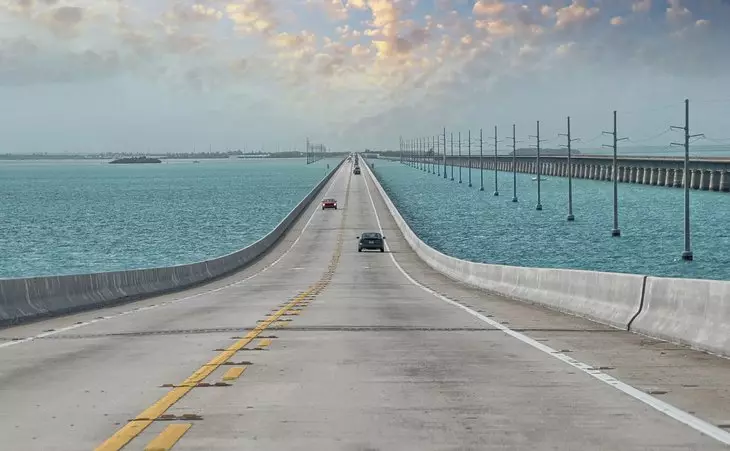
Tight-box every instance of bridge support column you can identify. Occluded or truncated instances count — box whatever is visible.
[710,171,721,191]
[691,170,701,190]
[674,169,683,188]
[721,171,730,192]
[699,170,710,190]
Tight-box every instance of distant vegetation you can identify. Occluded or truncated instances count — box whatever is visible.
[109,156,162,164]
[0,150,350,161]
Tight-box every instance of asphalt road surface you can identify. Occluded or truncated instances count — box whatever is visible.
[1,161,729,450]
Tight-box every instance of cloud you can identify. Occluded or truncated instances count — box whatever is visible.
[473,0,507,17]
[226,0,278,35]
[1,0,730,152]
[554,1,600,29]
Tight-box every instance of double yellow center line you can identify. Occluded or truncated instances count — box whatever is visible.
[95,167,352,451]
[95,288,316,451]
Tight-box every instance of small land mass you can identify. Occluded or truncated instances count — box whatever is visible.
[109,156,162,164]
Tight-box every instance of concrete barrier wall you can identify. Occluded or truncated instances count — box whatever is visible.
[364,159,730,357]
[363,161,644,330]
[631,277,730,357]
[0,160,344,326]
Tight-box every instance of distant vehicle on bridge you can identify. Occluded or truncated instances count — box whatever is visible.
[321,198,338,210]
[354,166,361,175]
[357,232,385,252]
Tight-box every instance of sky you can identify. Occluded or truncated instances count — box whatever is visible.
[1,0,729,154]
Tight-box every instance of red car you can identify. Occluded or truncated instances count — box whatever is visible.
[321,198,338,210]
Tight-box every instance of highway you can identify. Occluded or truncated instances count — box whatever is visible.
[1,160,730,450]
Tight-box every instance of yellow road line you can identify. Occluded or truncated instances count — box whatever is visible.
[97,167,352,451]
[143,423,192,451]
[256,338,273,349]
[221,366,247,381]
[95,290,312,451]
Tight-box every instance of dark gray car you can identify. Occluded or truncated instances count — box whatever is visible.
[357,232,385,252]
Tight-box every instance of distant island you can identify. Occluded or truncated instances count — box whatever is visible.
[109,156,162,164]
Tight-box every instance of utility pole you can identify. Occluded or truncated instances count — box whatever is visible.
[419,137,423,171]
[436,134,440,177]
[422,137,426,171]
[399,136,403,164]
[479,128,484,191]
[468,130,472,187]
[491,125,501,196]
[427,136,432,174]
[529,121,547,211]
[671,98,703,261]
[450,132,454,181]
[407,139,413,167]
[603,110,628,237]
[432,135,436,174]
[306,137,310,164]
[506,124,520,202]
[443,128,447,179]
[458,132,462,183]
[559,116,580,221]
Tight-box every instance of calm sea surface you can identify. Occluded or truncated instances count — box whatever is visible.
[0,158,338,278]
[372,159,730,281]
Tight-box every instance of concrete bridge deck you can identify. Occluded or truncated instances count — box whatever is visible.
[398,153,730,191]
[1,161,729,450]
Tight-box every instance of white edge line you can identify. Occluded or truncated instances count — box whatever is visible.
[360,160,730,446]
[0,164,347,350]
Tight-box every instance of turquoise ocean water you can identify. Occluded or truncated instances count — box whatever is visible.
[373,159,730,281]
[0,158,338,279]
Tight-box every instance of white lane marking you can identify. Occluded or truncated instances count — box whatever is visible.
[0,164,348,350]
[360,164,730,446]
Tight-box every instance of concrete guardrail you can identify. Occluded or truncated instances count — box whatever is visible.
[0,159,344,327]
[631,277,730,357]
[363,158,730,357]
